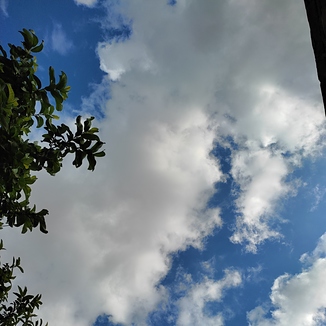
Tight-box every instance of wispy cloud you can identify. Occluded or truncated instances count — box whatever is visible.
[51,23,73,55]
[73,0,98,7]
[176,270,241,326]
[310,184,326,212]
[248,232,326,326]
[0,0,8,17]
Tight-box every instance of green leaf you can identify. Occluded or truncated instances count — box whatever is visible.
[31,29,39,46]
[49,66,55,86]
[84,117,94,132]
[82,132,100,141]
[56,71,67,90]
[19,29,34,49]
[6,83,18,107]
[33,75,42,89]
[39,91,50,114]
[36,115,44,128]
[16,264,24,273]
[90,141,104,153]
[75,115,83,136]
[63,85,71,93]
[87,153,96,171]
[72,150,84,168]
[88,127,99,133]
[94,151,106,157]
[0,44,7,57]
[31,41,44,53]
[50,89,63,111]
[57,123,69,134]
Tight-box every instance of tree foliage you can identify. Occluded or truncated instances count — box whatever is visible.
[0,29,105,325]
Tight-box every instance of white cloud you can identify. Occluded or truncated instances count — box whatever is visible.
[300,233,326,265]
[0,0,8,16]
[228,85,325,252]
[51,23,73,55]
[2,93,222,325]
[3,0,326,325]
[246,265,264,283]
[95,0,326,253]
[248,232,326,326]
[229,147,290,252]
[310,184,326,212]
[176,269,241,326]
[73,0,98,7]
[97,40,154,81]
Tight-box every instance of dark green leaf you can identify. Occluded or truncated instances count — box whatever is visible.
[94,151,106,157]
[36,116,44,128]
[0,44,7,57]
[56,71,67,90]
[90,141,104,153]
[31,41,44,53]
[82,132,100,141]
[88,127,99,133]
[72,150,84,168]
[75,115,83,136]
[49,66,55,86]
[19,29,34,49]
[50,89,63,111]
[31,29,39,47]
[87,153,96,171]
[84,116,94,132]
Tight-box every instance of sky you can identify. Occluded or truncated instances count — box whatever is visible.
[1,0,326,325]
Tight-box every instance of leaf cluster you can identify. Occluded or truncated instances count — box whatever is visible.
[0,29,106,325]
[0,241,47,326]
[0,29,105,234]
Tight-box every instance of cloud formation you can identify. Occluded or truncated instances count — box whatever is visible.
[176,270,241,326]
[51,23,73,55]
[73,0,98,7]
[2,76,222,325]
[229,85,325,251]
[96,0,326,253]
[248,232,326,326]
[0,0,8,16]
[3,0,326,325]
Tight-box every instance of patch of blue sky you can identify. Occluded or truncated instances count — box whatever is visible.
[94,314,125,326]
[144,149,326,326]
[102,20,132,43]
[2,0,109,117]
[97,0,133,43]
[208,141,237,212]
[281,153,326,255]
[167,0,177,6]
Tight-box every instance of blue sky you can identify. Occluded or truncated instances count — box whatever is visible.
[2,1,326,325]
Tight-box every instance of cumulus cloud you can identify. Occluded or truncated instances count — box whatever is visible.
[97,40,154,81]
[2,84,222,325]
[96,0,326,253]
[248,232,326,326]
[229,85,325,252]
[51,23,73,55]
[3,0,326,325]
[176,269,241,326]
